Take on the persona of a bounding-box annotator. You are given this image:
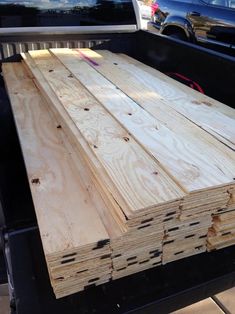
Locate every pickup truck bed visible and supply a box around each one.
[1,29,235,313]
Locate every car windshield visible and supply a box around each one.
[0,0,136,27]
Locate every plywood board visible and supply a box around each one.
[2,62,110,260]
[26,49,184,219]
[113,52,235,151]
[51,48,235,196]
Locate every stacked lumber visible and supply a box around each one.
[163,215,212,263]
[2,63,113,298]
[208,187,235,251]
[22,49,184,277]
[2,48,235,298]
[49,48,234,220]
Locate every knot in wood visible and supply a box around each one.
[31,178,40,185]
[123,137,130,142]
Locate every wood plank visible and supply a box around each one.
[113,51,235,150]
[26,49,184,219]
[214,287,235,314]
[89,49,235,155]
[88,49,235,156]
[217,211,235,222]
[51,48,235,195]
[78,49,235,172]
[118,53,235,121]
[21,52,128,229]
[172,298,224,314]
[2,62,110,259]
[0,296,10,314]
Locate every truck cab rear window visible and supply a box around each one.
[0,0,136,27]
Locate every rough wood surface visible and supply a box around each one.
[3,48,235,297]
[22,52,128,230]
[68,48,235,194]
[27,49,184,219]
[112,51,235,151]
[2,62,110,258]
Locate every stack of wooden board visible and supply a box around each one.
[208,187,235,251]
[163,215,212,263]
[47,48,234,221]
[2,48,235,298]
[21,49,185,278]
[2,63,114,298]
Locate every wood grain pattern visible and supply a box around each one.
[118,53,235,120]
[2,62,110,258]
[4,48,235,297]
[90,49,235,155]
[51,48,235,194]
[27,49,184,218]
[21,52,128,228]
[89,49,235,155]
[106,51,235,150]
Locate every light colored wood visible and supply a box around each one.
[0,296,10,314]
[117,52,235,150]
[208,208,235,251]
[2,62,110,259]
[3,62,115,298]
[228,187,235,210]
[208,232,235,246]
[217,211,235,222]
[26,49,184,219]
[163,245,206,264]
[118,53,235,120]
[5,49,235,296]
[214,287,235,314]
[22,54,129,229]
[94,49,235,154]
[0,284,8,296]
[18,54,173,296]
[71,48,235,194]
[21,53,128,231]
[172,298,224,314]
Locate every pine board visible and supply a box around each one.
[3,48,235,297]
[2,62,110,259]
[22,52,128,229]
[112,51,235,151]
[51,48,235,196]
[118,53,235,120]
[26,49,185,219]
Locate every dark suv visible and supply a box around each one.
[151,0,235,51]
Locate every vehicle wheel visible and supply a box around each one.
[165,29,188,41]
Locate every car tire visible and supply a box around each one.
[164,29,189,41]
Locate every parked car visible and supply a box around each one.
[151,0,235,52]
